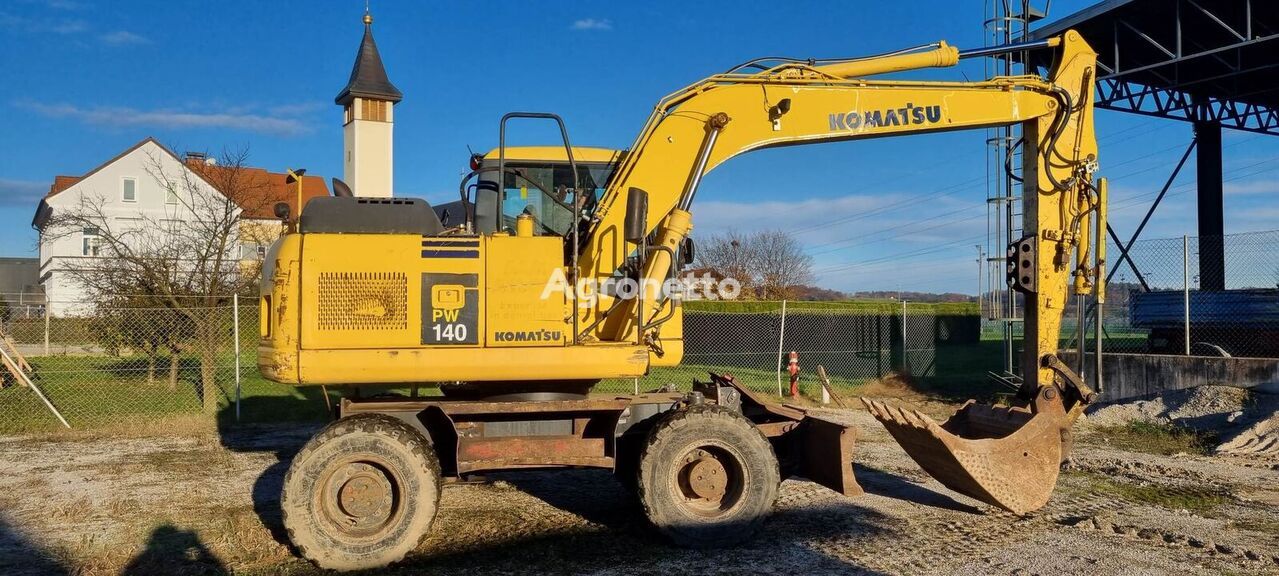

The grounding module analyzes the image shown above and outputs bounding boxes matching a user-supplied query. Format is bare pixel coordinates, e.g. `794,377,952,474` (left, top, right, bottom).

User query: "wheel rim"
317,457,405,540
672,444,746,517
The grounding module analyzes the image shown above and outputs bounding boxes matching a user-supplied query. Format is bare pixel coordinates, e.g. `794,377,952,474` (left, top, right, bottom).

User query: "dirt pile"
1085,385,1279,458
1216,407,1279,457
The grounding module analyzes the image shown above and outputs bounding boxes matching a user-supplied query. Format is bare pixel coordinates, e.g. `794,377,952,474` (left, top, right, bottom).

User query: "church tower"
336,10,401,198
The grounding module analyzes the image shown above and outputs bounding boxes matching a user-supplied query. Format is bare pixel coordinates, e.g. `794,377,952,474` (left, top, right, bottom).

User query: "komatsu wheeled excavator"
260,31,1107,570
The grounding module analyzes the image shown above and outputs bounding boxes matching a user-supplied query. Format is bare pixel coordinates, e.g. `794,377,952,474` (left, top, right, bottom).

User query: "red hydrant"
787,351,800,398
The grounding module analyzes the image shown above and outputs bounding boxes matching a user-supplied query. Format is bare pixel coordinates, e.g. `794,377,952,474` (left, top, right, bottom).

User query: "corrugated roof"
334,17,401,105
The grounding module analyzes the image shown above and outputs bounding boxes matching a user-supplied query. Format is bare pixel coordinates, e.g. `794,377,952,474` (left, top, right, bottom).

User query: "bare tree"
43,145,273,412
751,230,814,299
695,230,756,296
695,229,814,300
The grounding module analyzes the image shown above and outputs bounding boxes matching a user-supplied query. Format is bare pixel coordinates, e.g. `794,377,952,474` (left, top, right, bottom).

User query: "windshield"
496,162,615,236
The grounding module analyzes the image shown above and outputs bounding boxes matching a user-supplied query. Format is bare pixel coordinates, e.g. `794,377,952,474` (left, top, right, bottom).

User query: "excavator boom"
558,31,1104,513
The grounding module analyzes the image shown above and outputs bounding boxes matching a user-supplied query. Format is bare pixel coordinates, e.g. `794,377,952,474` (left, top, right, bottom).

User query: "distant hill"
846,291,975,303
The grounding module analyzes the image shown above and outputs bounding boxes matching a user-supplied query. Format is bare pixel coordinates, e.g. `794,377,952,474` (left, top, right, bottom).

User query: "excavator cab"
470,148,620,237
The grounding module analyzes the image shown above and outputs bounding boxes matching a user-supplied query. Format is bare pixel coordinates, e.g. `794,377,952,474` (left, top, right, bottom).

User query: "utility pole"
975,244,984,314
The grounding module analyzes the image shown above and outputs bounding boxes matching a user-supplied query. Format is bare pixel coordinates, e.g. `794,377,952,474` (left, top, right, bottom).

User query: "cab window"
498,162,614,236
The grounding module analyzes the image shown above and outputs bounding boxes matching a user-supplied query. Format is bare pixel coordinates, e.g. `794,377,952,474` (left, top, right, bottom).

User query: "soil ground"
1,394,1276,576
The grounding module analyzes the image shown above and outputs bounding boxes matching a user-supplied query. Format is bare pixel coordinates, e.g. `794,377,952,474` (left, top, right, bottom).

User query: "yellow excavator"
260,31,1106,570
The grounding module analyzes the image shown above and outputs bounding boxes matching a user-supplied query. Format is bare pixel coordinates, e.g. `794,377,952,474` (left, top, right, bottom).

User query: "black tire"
282,414,441,571
637,404,780,547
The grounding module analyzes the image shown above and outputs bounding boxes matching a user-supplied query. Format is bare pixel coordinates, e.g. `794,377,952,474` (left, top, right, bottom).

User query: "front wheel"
281,414,441,571
637,404,780,547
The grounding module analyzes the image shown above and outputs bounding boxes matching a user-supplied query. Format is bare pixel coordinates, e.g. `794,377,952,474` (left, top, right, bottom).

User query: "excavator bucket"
861,398,1065,514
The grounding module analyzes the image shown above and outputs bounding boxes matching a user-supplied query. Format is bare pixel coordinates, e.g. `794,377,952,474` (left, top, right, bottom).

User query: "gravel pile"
1085,385,1279,458
1085,385,1251,428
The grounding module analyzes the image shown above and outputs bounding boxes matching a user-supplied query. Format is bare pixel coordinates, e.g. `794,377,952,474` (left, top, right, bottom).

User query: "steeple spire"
335,7,401,105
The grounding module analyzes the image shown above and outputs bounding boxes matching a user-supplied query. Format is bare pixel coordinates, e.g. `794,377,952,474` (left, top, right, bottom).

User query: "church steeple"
338,8,398,198
335,10,401,105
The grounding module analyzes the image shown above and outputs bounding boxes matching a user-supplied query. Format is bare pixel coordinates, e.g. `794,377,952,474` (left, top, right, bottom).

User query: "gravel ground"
0,401,1276,576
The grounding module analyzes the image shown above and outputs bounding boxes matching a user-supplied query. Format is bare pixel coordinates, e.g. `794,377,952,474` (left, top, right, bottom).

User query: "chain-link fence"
1081,230,1279,358
598,301,985,396
0,295,261,434
0,296,985,435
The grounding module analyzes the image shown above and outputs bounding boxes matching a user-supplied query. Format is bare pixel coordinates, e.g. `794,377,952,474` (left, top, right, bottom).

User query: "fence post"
233,294,241,421
43,310,49,356
1182,235,1190,355
901,299,908,374
775,300,787,396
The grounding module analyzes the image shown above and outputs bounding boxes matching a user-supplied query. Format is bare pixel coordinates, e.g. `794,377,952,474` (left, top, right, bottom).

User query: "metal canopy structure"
1029,0,1279,135
1028,0,1279,292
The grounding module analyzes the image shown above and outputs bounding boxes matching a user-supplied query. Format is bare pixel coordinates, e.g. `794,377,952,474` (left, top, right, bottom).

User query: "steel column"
1194,121,1225,291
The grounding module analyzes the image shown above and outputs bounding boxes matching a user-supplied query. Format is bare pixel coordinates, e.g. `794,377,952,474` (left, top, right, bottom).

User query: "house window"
241,243,266,260
121,177,137,202
361,99,387,122
82,227,101,256
344,104,353,125
166,187,178,205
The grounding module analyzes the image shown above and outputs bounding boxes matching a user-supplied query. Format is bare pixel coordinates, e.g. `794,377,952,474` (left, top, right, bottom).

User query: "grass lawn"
598,362,873,397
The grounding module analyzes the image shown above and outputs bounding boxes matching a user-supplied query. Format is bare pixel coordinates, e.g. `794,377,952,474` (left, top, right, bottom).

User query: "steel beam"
1096,80,1279,135
1195,121,1226,291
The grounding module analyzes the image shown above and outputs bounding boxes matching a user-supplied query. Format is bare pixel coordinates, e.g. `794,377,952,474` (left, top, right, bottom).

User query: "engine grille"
317,272,408,331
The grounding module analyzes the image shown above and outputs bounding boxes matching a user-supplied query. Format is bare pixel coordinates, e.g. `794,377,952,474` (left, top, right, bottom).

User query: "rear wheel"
637,404,779,547
282,414,441,571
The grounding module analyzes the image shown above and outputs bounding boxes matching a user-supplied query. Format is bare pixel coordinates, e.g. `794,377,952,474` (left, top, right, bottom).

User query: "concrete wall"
1059,351,1279,402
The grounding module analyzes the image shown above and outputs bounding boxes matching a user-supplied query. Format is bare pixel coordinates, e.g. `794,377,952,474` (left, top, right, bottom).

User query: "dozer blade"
861,398,1064,515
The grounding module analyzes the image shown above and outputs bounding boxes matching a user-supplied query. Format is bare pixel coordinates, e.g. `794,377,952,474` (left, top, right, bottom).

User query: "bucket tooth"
860,397,1064,515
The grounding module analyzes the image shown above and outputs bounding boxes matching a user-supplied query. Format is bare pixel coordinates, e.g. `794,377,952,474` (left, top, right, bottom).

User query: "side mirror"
274,202,290,221
624,187,648,243
681,237,695,266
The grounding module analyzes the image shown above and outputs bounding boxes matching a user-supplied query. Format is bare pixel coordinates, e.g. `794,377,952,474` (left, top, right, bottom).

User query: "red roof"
185,160,329,219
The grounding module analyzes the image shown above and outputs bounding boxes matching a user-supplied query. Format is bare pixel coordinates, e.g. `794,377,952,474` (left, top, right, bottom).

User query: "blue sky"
1,0,1276,294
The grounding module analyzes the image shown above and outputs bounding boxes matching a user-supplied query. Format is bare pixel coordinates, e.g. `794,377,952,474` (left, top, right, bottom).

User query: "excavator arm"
577,31,1106,514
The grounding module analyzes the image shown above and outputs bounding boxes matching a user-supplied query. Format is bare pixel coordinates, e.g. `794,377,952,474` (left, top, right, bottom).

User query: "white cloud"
18,101,314,137
267,102,324,117
48,19,85,34
0,11,86,34
570,18,612,31
1224,178,1278,196
99,30,147,45
0,178,48,207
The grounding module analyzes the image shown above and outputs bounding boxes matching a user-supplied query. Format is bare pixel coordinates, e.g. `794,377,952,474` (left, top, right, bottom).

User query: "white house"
31,137,328,316
30,13,394,316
